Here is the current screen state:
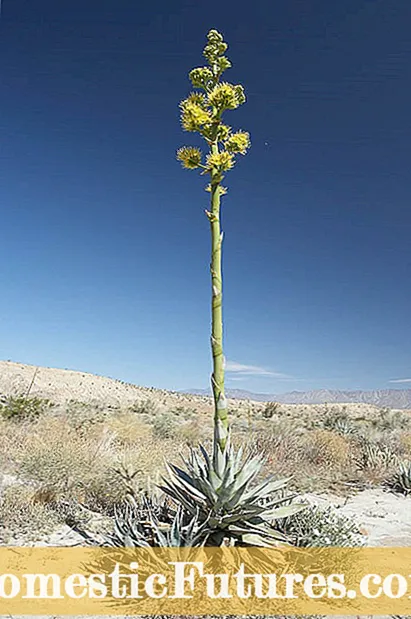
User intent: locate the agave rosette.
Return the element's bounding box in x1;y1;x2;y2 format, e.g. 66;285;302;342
160;433;306;546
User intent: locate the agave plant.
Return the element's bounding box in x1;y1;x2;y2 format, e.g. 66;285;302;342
354;435;400;471
390;460;411;495
75;493;210;547
160;432;306;547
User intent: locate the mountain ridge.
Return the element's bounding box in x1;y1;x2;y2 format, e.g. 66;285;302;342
1;360;410;409
182;387;411;409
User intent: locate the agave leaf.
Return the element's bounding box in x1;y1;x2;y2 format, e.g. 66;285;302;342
155;527;169;547
170;510;181;544
190;454;220;500
227;523;287;543
213;444;226;479
242;476;291;502
190;450;209;481
166;464;211;503
260;493;299;510
233;456;262;487
264;503;308;520
159;480;200;514
223;464;264;509
212;460;241;506
168;462;198;488
219;453;236;487
199;443;211;465
241;533;282;547
234;445;244;469
219;505;266;524
213;427;232;476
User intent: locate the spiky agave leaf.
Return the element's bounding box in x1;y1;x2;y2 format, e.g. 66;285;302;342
75;493;210;548
390;460;411;495
154;506;210;547
160;436;307;546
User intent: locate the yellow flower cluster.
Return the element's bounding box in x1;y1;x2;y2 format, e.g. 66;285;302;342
202;29;232;76
216;124;230;142
176;146;203;169
208;83;245;111
180;99;212;132
206;151;235;172
189;67;214;90
224;131;250;155
176;29;250;185
186;92;208;107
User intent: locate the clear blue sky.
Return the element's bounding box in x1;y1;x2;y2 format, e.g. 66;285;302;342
1;0;411;394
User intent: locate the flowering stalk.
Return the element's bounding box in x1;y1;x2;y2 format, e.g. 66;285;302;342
176;30;250;454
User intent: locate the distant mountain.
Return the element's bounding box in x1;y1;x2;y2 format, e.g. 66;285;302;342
182;387;411;409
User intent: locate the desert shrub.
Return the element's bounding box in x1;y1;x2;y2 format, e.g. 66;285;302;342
399;431;411;456
153;412;177;438
179;419;209;446
371;407;411;432
0;395;52;422
303;430;350;468
170;405;196;418
0;419;27;473
15;418;104;488
277;503;366;547
355;439;400;471
262;401;281;419
108;412;151;446
10;418;123;512
322;408;358;436
252;420;303;460
9;410;175;515
129;397;160;416
352;437;400;486
64;400;109;435
0;484;60;539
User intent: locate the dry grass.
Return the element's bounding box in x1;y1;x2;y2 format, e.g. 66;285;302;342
107;412;152;446
303;429;351;467
0;484;60;541
0;394;409;540
399;431;411;456
0;410;180;526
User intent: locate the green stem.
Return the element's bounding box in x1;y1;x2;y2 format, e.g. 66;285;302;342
209;143;228;452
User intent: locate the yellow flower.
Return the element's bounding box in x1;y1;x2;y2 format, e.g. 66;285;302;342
208;83;245;111
185;92;208;109
216;124;231;142
176;146;203;169
180;99;212;132
189;67;214;90
225;130;251;154
206;151;235;172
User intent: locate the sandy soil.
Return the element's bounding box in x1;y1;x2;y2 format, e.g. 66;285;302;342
305;488;411;547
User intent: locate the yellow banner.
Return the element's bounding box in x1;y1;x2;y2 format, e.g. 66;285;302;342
0;547;410;615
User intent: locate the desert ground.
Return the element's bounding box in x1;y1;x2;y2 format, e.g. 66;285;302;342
0;360;410;546
0;360;410;619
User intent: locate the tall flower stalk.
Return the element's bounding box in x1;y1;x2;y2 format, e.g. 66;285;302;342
75;30;305;551
177;29;250;455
